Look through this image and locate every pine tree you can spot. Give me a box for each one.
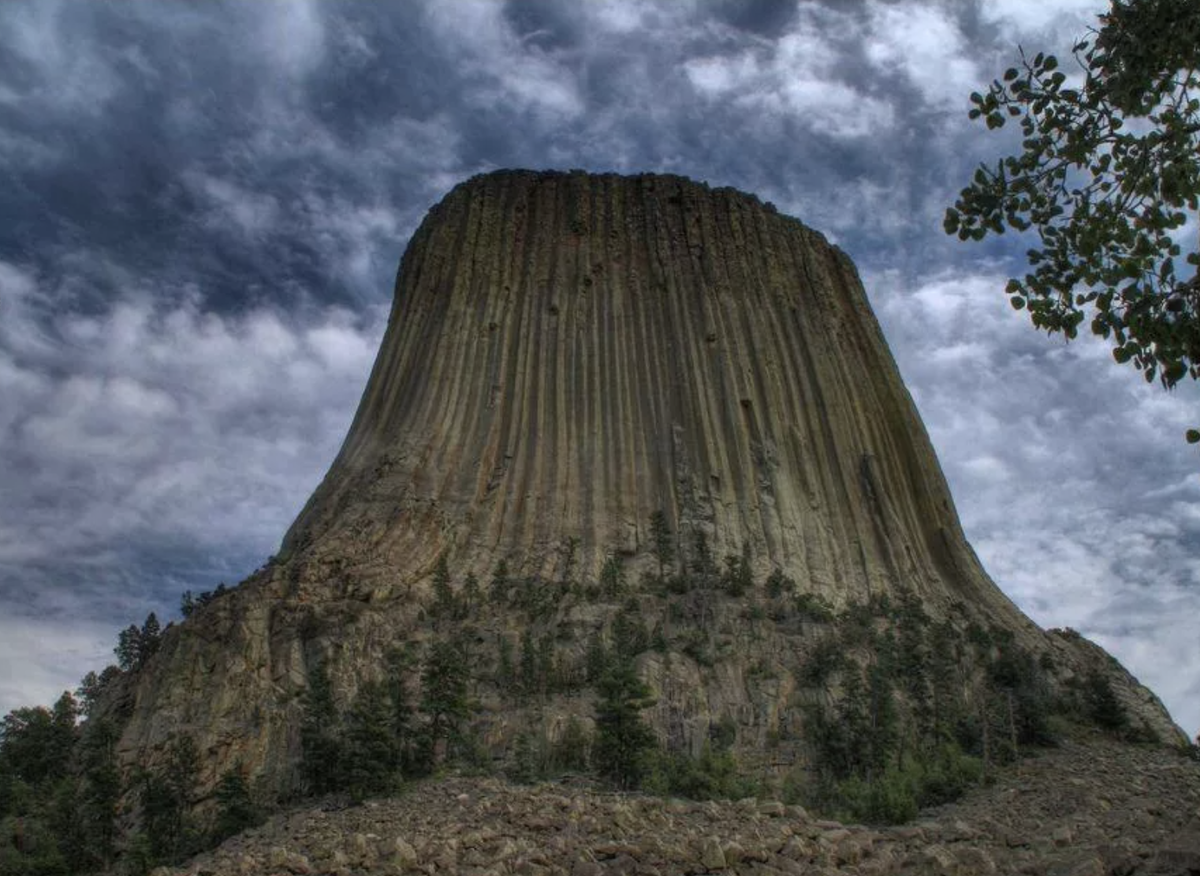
[385,646,416,772]
[212,764,260,843]
[599,556,625,599]
[584,633,610,684]
[519,631,537,699]
[419,638,470,770]
[593,660,657,789]
[79,719,121,870]
[116,624,142,672]
[496,635,516,696]
[721,549,753,597]
[300,660,343,795]
[431,554,455,620]
[140,735,199,863]
[138,613,162,666]
[551,716,591,773]
[649,511,674,582]
[462,573,480,615]
[75,671,102,717]
[344,681,400,800]
[490,560,511,604]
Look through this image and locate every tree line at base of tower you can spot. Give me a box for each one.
[1,514,1194,873]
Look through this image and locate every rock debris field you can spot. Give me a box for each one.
[160,737,1200,876]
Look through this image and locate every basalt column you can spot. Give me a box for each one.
[283,169,1020,623]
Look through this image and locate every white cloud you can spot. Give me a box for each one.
[186,172,281,238]
[421,0,584,119]
[0,257,384,594]
[0,615,114,717]
[981,0,1103,39]
[0,0,120,114]
[683,8,896,139]
[255,0,327,80]
[865,3,980,108]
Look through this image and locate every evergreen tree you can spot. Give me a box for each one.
[300,660,343,796]
[140,735,199,864]
[115,613,163,672]
[593,660,657,789]
[79,719,121,870]
[496,635,516,695]
[1085,672,1128,733]
[138,613,162,666]
[649,511,674,581]
[75,671,102,718]
[599,556,625,599]
[419,638,470,770]
[50,774,87,873]
[584,633,610,684]
[688,529,718,588]
[765,568,795,599]
[385,646,416,771]
[559,537,580,589]
[462,573,480,614]
[344,681,400,800]
[431,554,455,620]
[536,637,555,697]
[550,716,591,773]
[490,560,511,604]
[116,624,142,672]
[509,730,540,784]
[721,549,753,597]
[212,765,260,843]
[519,631,538,699]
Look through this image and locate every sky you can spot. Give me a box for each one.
[1,0,1197,738]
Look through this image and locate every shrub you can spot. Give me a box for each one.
[644,744,757,801]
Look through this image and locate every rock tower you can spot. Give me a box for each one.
[107,171,1182,800]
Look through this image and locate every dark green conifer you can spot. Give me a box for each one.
[212,764,260,843]
[419,637,471,770]
[649,511,674,581]
[344,681,399,800]
[593,661,657,789]
[299,660,342,795]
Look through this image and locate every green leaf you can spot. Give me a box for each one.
[1187,429,1200,444]
[1010,296,1026,310]
[1003,67,1019,82]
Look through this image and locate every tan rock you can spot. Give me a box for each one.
[699,836,727,870]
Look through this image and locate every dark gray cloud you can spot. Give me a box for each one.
[1,0,1196,735]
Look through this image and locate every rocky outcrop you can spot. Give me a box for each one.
[100,170,1186,805]
[159,737,1200,876]
[283,169,1020,620]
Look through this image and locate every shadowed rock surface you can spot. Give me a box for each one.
[100,170,1185,811]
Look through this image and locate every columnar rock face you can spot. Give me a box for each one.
[285,169,1015,620]
[107,170,1183,802]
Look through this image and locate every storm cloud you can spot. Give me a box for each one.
[1,0,1196,734]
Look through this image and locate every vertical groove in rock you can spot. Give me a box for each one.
[281,170,1015,622]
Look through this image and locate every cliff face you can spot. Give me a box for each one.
[104,170,1184,802]
[284,170,1012,618]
